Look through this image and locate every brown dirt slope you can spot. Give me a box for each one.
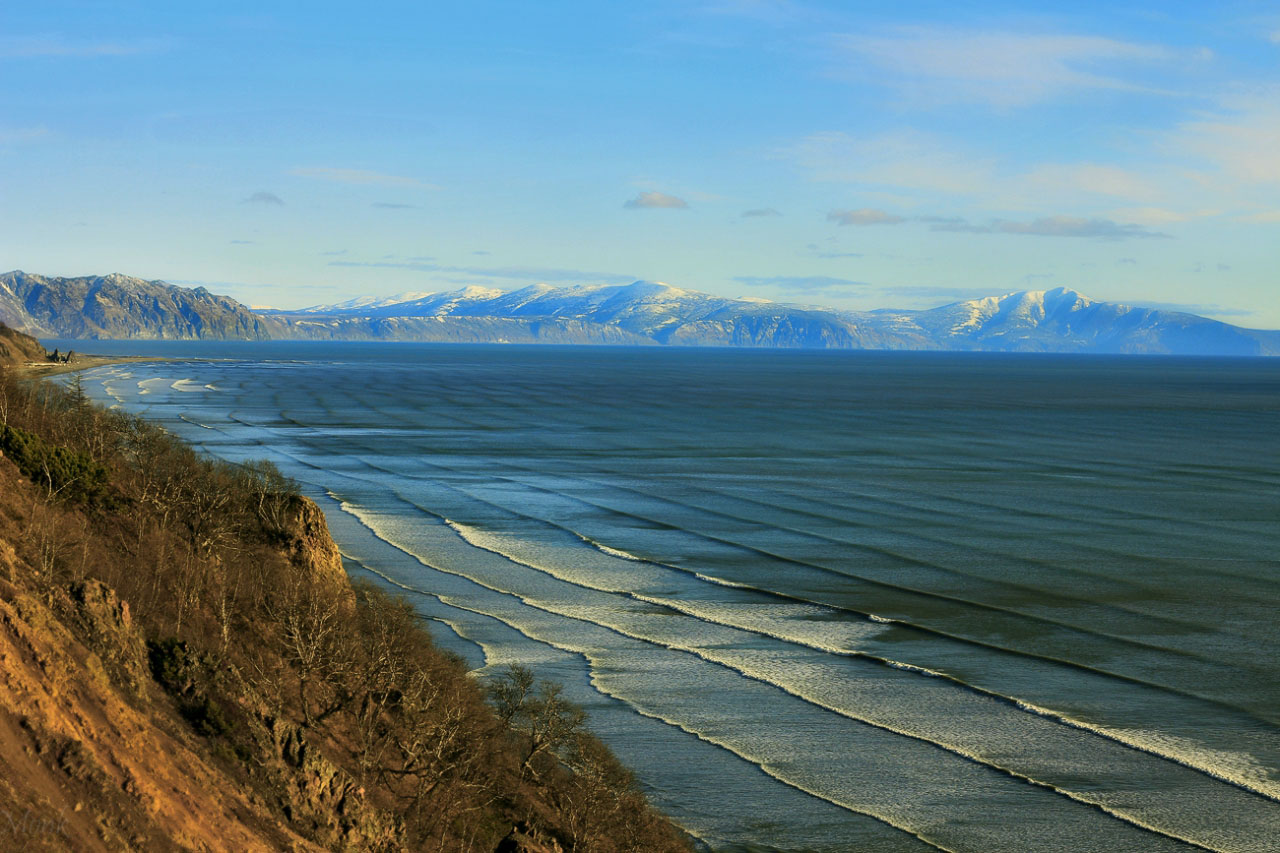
[0,462,323,852]
[0,323,46,366]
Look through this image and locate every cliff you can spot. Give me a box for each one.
[0,322,47,366]
[0,360,690,851]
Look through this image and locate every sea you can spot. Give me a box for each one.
[54,340,1280,853]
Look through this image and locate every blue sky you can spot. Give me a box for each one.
[2,1,1278,326]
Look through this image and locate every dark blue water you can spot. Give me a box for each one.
[61,341,1280,852]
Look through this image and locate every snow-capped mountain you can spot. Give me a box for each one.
[5,270,1277,355]
[276,281,1278,354]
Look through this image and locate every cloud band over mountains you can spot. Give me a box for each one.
[829,209,1169,239]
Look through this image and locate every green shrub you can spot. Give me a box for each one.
[0,422,110,504]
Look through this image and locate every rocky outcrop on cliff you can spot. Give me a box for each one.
[0,560,325,852]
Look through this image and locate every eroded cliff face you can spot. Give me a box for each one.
[0,549,326,852]
[0,460,380,852]
[279,495,351,599]
[0,323,46,366]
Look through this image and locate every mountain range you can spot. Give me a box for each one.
[3,270,1276,356]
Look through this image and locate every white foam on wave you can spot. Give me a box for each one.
[333,490,1260,851]
[171,378,205,392]
[575,531,645,561]
[1008,696,1280,803]
[433,509,1280,809]
[136,377,170,396]
[692,572,753,589]
[635,595,887,656]
[334,501,968,850]
[178,413,214,430]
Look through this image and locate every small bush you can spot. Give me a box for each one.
[0,422,110,504]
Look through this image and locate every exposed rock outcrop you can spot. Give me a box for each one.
[278,495,353,604]
[0,567,325,853]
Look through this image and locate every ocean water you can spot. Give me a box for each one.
[62,341,1280,853]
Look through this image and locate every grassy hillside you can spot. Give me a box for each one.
[0,354,691,852]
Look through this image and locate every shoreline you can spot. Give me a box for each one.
[16,354,174,377]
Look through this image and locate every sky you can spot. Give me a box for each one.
[2,1,1278,327]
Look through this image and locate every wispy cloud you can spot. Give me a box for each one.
[806,243,863,259]
[1173,91,1280,187]
[790,130,994,195]
[820,208,1168,239]
[0,126,51,144]
[735,275,868,293]
[1131,300,1253,317]
[320,249,348,256]
[242,191,284,205]
[624,191,689,209]
[372,202,417,209]
[1237,210,1280,223]
[827,208,904,226]
[291,167,439,189]
[229,239,255,245]
[925,214,1169,239]
[1,35,170,58]
[700,0,800,22]
[742,207,782,217]
[878,285,1001,304]
[329,260,635,284]
[836,27,1173,107]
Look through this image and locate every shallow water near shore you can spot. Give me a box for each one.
[60,341,1280,852]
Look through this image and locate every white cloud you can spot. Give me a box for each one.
[1021,163,1162,201]
[1106,207,1222,225]
[835,28,1172,107]
[1173,93,1280,185]
[699,0,799,22]
[1269,30,1280,44]
[789,130,995,195]
[290,167,439,189]
[1,36,169,58]
[1236,211,1280,223]
[0,126,50,144]
[734,275,868,293]
[624,191,690,209]
[242,191,285,205]
[925,214,1168,240]
[827,208,904,226]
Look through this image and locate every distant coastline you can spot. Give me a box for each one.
[5,270,1278,356]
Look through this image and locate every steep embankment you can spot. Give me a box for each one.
[0,439,348,851]
[0,354,690,852]
[0,322,47,365]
